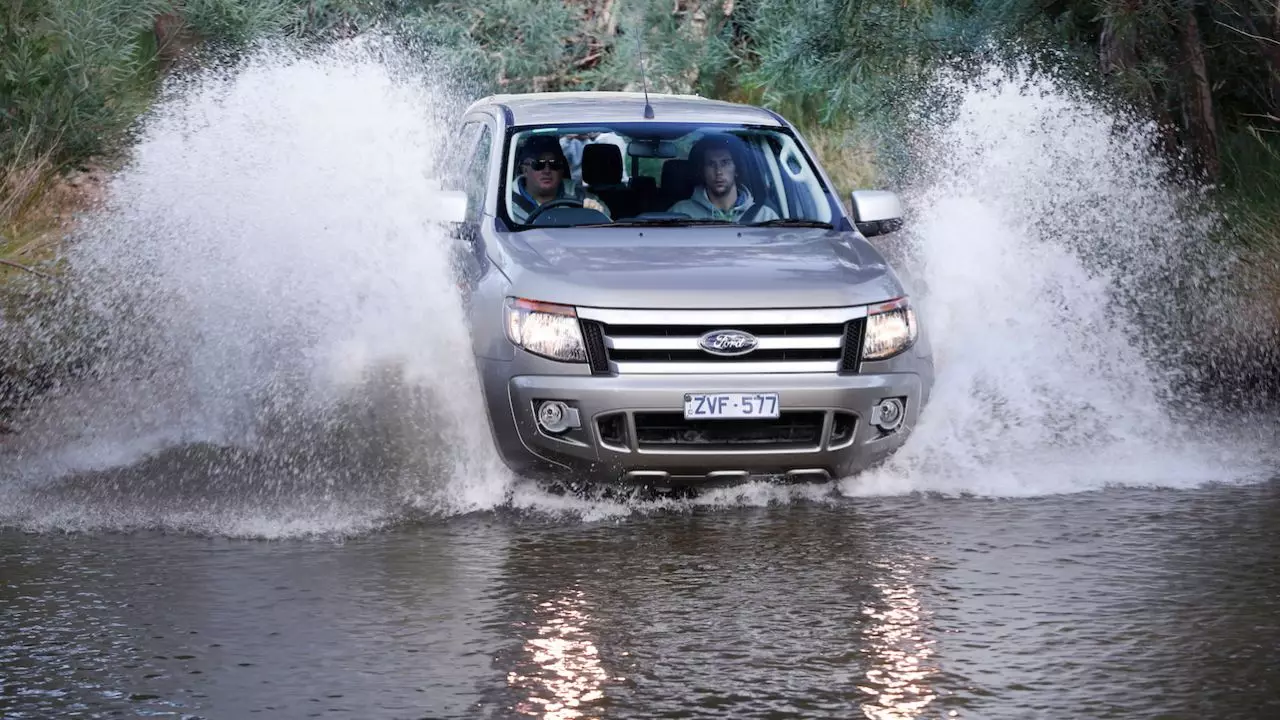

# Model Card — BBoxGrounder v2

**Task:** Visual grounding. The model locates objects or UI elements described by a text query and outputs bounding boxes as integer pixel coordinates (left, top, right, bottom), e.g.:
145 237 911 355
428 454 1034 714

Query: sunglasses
523 159 564 172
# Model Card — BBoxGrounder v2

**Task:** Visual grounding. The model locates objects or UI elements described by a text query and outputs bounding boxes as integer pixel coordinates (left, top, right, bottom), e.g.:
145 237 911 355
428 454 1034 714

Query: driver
668 133 779 223
510 135 611 223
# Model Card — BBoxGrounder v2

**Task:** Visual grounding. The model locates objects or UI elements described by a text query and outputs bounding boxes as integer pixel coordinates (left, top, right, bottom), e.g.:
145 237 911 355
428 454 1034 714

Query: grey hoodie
667 185 780 223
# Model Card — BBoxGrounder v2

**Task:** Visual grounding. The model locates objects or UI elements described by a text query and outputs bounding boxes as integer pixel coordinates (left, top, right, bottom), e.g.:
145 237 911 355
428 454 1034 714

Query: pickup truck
436 91 934 493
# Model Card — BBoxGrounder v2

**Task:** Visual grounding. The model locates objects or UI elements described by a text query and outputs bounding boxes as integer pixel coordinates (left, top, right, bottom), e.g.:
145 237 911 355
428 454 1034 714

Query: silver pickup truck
437 91 934 492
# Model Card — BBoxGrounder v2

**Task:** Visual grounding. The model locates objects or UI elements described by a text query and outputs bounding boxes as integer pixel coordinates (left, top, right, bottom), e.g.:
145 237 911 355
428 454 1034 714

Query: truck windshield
501 123 837 229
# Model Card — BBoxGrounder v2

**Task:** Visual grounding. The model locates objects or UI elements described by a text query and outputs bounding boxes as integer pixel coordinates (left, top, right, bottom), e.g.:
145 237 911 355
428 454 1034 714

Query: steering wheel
523 197 584 224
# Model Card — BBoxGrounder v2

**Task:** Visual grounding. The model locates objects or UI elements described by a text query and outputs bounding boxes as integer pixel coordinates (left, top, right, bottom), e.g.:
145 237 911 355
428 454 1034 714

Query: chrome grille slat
601 323 846 337
577 306 869 326
586 305 869 375
610 360 840 375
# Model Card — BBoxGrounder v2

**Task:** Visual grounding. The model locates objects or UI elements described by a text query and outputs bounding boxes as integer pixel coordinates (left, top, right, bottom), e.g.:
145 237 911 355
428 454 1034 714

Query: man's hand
584 197 606 214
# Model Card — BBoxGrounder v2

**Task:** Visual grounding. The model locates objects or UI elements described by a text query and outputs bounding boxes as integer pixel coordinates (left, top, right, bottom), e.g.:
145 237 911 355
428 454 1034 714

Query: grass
1219 131 1280 329
1 149 66 282
1 147 110 285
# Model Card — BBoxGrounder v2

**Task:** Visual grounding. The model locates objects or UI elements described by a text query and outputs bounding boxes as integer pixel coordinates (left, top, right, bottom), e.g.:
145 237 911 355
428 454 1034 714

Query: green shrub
0 0 166 169
579 0 736 95
396 0 581 92
1221 130 1280 254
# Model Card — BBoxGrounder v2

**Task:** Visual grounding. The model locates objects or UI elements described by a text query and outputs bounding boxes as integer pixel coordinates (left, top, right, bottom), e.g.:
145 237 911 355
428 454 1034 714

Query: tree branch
1215 19 1280 46
0 257 60 281
574 49 604 68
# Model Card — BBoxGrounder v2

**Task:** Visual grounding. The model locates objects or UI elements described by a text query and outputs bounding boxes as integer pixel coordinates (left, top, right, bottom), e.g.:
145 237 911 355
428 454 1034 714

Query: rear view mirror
850 190 904 237
627 139 679 159
429 189 469 225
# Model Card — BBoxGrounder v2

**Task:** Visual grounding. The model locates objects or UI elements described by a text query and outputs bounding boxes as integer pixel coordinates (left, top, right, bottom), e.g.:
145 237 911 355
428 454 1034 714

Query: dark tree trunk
1098 1 1182 154
1179 5 1220 179
1099 0 1141 77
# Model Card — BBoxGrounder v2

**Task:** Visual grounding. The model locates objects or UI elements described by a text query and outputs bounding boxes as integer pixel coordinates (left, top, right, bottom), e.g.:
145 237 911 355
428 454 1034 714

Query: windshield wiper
747 219 833 228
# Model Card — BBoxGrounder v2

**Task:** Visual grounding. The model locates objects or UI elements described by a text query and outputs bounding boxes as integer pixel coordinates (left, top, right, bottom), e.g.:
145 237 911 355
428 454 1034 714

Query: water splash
1 51 1275 535
0 39 512 533
843 64 1277 497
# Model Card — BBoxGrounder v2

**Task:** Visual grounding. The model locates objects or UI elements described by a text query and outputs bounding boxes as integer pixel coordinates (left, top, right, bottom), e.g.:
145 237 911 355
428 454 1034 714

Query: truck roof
466 91 786 128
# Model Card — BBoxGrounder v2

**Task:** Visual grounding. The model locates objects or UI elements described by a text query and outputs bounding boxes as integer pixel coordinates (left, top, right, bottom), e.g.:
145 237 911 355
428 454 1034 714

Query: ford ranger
436 91 934 492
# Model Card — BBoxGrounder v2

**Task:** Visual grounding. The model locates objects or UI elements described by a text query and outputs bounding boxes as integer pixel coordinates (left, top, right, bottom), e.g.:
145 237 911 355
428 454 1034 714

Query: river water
3 42 1280 720
4 484 1280 719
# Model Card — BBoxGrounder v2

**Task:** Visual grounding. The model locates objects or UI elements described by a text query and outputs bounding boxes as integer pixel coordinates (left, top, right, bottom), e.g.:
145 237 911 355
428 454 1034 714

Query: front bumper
479 359 924 487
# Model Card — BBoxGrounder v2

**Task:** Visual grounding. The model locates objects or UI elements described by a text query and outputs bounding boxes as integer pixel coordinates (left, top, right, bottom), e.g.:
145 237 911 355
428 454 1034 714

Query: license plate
683 393 780 419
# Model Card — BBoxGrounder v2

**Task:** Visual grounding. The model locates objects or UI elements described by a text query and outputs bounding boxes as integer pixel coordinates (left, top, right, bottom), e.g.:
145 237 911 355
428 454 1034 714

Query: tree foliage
2 0 1277 188
733 0 1278 181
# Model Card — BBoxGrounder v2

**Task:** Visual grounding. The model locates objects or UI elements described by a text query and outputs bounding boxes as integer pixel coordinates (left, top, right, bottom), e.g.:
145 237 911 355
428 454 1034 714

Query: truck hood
490 226 904 309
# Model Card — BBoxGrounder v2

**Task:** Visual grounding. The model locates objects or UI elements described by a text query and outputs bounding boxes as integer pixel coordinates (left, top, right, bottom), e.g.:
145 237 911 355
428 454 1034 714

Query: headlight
504 297 587 363
863 298 918 360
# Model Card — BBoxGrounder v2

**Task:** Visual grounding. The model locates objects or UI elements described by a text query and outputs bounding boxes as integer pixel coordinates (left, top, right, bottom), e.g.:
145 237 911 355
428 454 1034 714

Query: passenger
559 133 587 181
668 133 780 223
511 135 611 223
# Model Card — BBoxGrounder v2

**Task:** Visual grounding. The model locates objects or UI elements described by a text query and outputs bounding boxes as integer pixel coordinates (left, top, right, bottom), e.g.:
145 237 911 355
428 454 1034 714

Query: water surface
5 483 1279 719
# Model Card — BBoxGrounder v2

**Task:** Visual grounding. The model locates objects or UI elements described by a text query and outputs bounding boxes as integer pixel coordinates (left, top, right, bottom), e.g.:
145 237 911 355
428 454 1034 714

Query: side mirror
428 189 470 225
850 190 904 237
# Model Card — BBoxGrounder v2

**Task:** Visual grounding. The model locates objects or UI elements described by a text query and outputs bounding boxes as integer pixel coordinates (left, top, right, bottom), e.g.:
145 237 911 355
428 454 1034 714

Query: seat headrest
630 175 657 193
582 143 623 186
661 158 696 197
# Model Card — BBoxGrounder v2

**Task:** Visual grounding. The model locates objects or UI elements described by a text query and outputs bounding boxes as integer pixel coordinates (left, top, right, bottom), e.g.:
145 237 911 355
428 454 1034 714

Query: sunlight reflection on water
860 561 939 719
508 588 611 719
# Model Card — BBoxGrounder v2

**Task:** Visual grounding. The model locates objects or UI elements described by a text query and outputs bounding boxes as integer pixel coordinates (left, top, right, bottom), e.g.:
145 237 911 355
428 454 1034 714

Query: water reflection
486 505 938 718
507 587 610 719
859 560 939 720
8 490 1280 719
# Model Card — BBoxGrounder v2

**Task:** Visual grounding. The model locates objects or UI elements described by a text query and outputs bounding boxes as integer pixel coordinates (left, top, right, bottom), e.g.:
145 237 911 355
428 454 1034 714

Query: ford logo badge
698 330 759 357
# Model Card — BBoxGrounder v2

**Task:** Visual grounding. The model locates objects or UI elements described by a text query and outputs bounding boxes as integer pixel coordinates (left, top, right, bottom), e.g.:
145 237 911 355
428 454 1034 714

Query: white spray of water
842 66 1276 497
0 40 512 533
1 51 1274 535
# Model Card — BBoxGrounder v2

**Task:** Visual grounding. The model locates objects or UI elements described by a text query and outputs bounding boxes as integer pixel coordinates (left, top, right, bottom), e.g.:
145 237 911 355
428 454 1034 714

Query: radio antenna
639 33 654 119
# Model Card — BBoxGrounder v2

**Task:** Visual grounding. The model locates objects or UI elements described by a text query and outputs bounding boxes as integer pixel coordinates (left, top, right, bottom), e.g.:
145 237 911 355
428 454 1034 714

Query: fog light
872 398 905 432
536 400 579 434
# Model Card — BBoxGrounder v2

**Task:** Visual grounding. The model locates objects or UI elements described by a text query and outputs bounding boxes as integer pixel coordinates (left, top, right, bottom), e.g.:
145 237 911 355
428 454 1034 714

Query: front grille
633 411 826 450
608 348 839 363
576 307 869 375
